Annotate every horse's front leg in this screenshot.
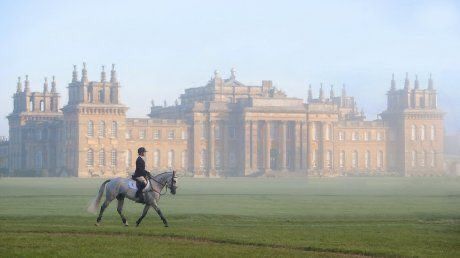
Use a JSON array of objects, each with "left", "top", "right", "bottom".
[
  {"left": 136, "top": 204, "right": 150, "bottom": 227},
  {"left": 152, "top": 202, "right": 168, "bottom": 227}
]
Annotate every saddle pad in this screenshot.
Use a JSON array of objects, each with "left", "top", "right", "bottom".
[{"left": 128, "top": 180, "right": 138, "bottom": 190}]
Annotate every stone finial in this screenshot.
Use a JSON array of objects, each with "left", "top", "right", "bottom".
[
  {"left": 51, "top": 76, "right": 57, "bottom": 93},
  {"left": 24, "top": 74, "right": 30, "bottom": 92},
  {"left": 100, "top": 65, "right": 106, "bottom": 83},
  {"left": 330, "top": 85, "right": 335, "bottom": 99},
  {"left": 175, "top": 99, "right": 179, "bottom": 106},
  {"left": 72, "top": 65, "right": 78, "bottom": 82},
  {"left": 16, "top": 76, "right": 22, "bottom": 93},
  {"left": 81, "top": 62, "right": 88, "bottom": 83},
  {"left": 163, "top": 100, "right": 167, "bottom": 107},
  {"left": 342, "top": 84, "right": 347, "bottom": 97},
  {"left": 390, "top": 73, "right": 396, "bottom": 91},
  {"left": 307, "top": 84, "right": 313, "bottom": 102},
  {"left": 151, "top": 99, "right": 155, "bottom": 107},
  {"left": 428, "top": 73, "right": 434, "bottom": 90},
  {"left": 214, "top": 70, "right": 221, "bottom": 79},
  {"left": 404, "top": 72, "right": 410, "bottom": 90},
  {"left": 230, "top": 68, "right": 236, "bottom": 79},
  {"left": 319, "top": 83, "right": 324, "bottom": 101},
  {"left": 110, "top": 63, "right": 117, "bottom": 83},
  {"left": 414, "top": 74, "right": 419, "bottom": 89},
  {"left": 43, "top": 77, "right": 49, "bottom": 93}
]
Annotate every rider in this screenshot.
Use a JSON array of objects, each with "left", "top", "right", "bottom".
[{"left": 132, "top": 147, "right": 151, "bottom": 203}]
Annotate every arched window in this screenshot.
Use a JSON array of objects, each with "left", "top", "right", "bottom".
[
  {"left": 87, "top": 149, "right": 94, "bottom": 166},
  {"left": 430, "top": 125, "right": 435, "bottom": 141},
  {"left": 99, "top": 121, "right": 105, "bottom": 137},
  {"left": 325, "top": 125, "right": 331, "bottom": 141},
  {"left": 339, "top": 151, "right": 345, "bottom": 168},
  {"left": 99, "top": 149, "right": 105, "bottom": 166},
  {"left": 420, "top": 125, "right": 426, "bottom": 141},
  {"left": 338, "top": 131, "right": 345, "bottom": 141},
  {"left": 377, "top": 151, "right": 383, "bottom": 168},
  {"left": 111, "top": 150, "right": 117, "bottom": 166},
  {"left": 352, "top": 151, "right": 358, "bottom": 168},
  {"left": 411, "top": 125, "right": 416, "bottom": 141},
  {"left": 153, "top": 150, "right": 160, "bottom": 168},
  {"left": 325, "top": 150, "right": 332, "bottom": 168},
  {"left": 126, "top": 150, "right": 132, "bottom": 168},
  {"left": 312, "top": 124, "right": 317, "bottom": 141},
  {"left": 215, "top": 125, "right": 221, "bottom": 140},
  {"left": 167, "top": 150, "right": 175, "bottom": 168},
  {"left": 312, "top": 150, "right": 317, "bottom": 168},
  {"left": 200, "top": 149, "right": 207, "bottom": 168},
  {"left": 215, "top": 150, "right": 222, "bottom": 168},
  {"left": 35, "top": 151, "right": 43, "bottom": 169},
  {"left": 181, "top": 150, "right": 187, "bottom": 169},
  {"left": 87, "top": 121, "right": 94, "bottom": 137},
  {"left": 430, "top": 151, "right": 436, "bottom": 167},
  {"left": 365, "top": 150, "right": 371, "bottom": 169},
  {"left": 352, "top": 132, "right": 359, "bottom": 141},
  {"left": 201, "top": 122, "right": 207, "bottom": 139},
  {"left": 411, "top": 151, "right": 417, "bottom": 167},
  {"left": 420, "top": 151, "right": 426, "bottom": 167},
  {"left": 29, "top": 100, "right": 34, "bottom": 111},
  {"left": 111, "top": 121, "right": 118, "bottom": 138},
  {"left": 39, "top": 100, "right": 45, "bottom": 112},
  {"left": 364, "top": 131, "right": 371, "bottom": 141}
]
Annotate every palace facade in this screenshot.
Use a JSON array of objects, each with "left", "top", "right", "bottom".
[{"left": 7, "top": 64, "right": 445, "bottom": 177}]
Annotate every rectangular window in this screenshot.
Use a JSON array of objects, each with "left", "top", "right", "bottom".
[
  {"left": 168, "top": 130, "right": 175, "bottom": 140},
  {"left": 111, "top": 150, "right": 117, "bottom": 166},
  {"left": 153, "top": 129, "right": 161, "bottom": 140},
  {"left": 376, "top": 132, "right": 383, "bottom": 141},
  {"left": 126, "top": 130, "right": 132, "bottom": 140},
  {"left": 181, "top": 130, "right": 187, "bottom": 140},
  {"left": 139, "top": 129, "right": 146, "bottom": 140},
  {"left": 229, "top": 127, "right": 236, "bottom": 139}
]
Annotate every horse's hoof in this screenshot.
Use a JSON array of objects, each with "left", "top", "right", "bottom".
[
  {"left": 124, "top": 223, "right": 129, "bottom": 227},
  {"left": 95, "top": 223, "right": 100, "bottom": 227},
  {"left": 164, "top": 224, "right": 169, "bottom": 227}
]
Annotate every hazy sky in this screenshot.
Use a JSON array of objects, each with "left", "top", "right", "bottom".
[{"left": 0, "top": 0, "right": 459, "bottom": 135}]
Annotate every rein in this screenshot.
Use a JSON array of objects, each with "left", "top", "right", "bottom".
[{"left": 148, "top": 176, "right": 169, "bottom": 197}]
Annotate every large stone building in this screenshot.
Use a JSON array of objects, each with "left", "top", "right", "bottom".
[{"left": 7, "top": 64, "right": 445, "bottom": 177}]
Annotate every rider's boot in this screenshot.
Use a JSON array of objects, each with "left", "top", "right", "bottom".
[{"left": 136, "top": 189, "right": 145, "bottom": 203}]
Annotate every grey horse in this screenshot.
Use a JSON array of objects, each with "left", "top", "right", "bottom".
[{"left": 87, "top": 171, "right": 178, "bottom": 227}]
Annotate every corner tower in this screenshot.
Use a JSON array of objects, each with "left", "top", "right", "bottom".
[
  {"left": 62, "top": 63, "right": 128, "bottom": 177},
  {"left": 381, "top": 73, "right": 444, "bottom": 176}
]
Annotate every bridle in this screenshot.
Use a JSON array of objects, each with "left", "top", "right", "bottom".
[{"left": 147, "top": 171, "right": 177, "bottom": 197}]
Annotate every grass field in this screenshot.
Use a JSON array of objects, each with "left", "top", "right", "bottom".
[{"left": 0, "top": 176, "right": 459, "bottom": 257}]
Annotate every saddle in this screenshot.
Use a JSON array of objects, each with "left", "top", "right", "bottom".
[{"left": 128, "top": 179, "right": 151, "bottom": 193}]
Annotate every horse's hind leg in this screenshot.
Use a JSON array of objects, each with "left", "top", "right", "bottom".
[
  {"left": 135, "top": 204, "right": 150, "bottom": 227},
  {"left": 116, "top": 195, "right": 128, "bottom": 226},
  {"left": 96, "top": 190, "right": 115, "bottom": 226},
  {"left": 152, "top": 203, "right": 168, "bottom": 227}
]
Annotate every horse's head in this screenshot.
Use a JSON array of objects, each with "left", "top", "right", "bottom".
[{"left": 169, "top": 171, "right": 178, "bottom": 195}]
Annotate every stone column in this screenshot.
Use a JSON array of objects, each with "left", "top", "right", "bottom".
[
  {"left": 244, "top": 120, "right": 251, "bottom": 175},
  {"left": 251, "top": 121, "right": 258, "bottom": 170},
  {"left": 265, "top": 121, "right": 271, "bottom": 171},
  {"left": 279, "top": 121, "right": 287, "bottom": 171},
  {"left": 222, "top": 120, "right": 229, "bottom": 176},
  {"left": 295, "top": 121, "right": 302, "bottom": 171},
  {"left": 208, "top": 120, "right": 216, "bottom": 177},
  {"left": 192, "top": 121, "right": 202, "bottom": 177},
  {"left": 301, "top": 121, "right": 308, "bottom": 172}
]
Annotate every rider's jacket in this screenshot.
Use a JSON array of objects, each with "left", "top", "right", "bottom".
[{"left": 133, "top": 156, "right": 149, "bottom": 178}]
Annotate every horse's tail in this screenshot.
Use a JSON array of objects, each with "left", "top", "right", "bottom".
[{"left": 87, "top": 179, "right": 110, "bottom": 214}]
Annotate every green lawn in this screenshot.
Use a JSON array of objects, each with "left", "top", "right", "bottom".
[{"left": 0, "top": 177, "right": 459, "bottom": 257}]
